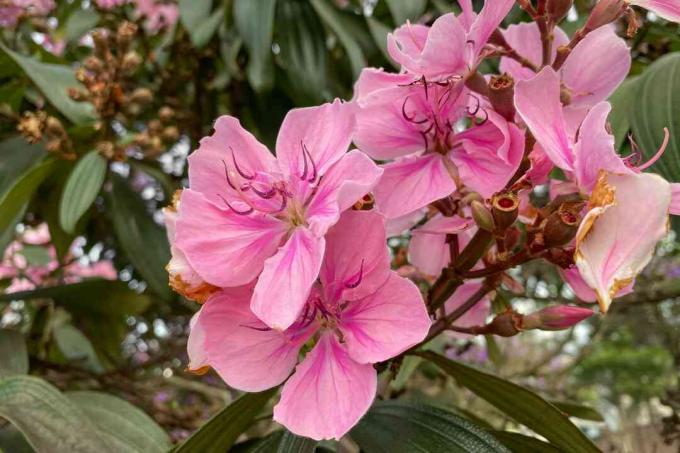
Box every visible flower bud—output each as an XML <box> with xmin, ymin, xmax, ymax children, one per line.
<box><xmin>547</xmin><ymin>0</ymin><xmax>573</xmax><ymax>23</ymax></box>
<box><xmin>543</xmin><ymin>206</ymin><xmax>580</xmax><ymax>248</ymax></box>
<box><xmin>116</xmin><ymin>21</ymin><xmax>138</xmax><ymax>49</ymax></box>
<box><xmin>485</xmin><ymin>310</ymin><xmax>523</xmax><ymax>337</ymax></box>
<box><xmin>159</xmin><ymin>106</ymin><xmax>175</xmax><ymax>122</ymax></box>
<box><xmin>84</xmin><ymin>56</ymin><xmax>103</xmax><ymax>73</ymax></box>
<box><xmin>521</xmin><ymin>305</ymin><xmax>593</xmax><ymax>331</ymax></box>
<box><xmin>584</xmin><ymin>0</ymin><xmax>626</xmax><ymax>32</ymax></box>
<box><xmin>471</xmin><ymin>200</ymin><xmax>495</xmax><ymax>232</ymax></box>
<box><xmin>45</xmin><ymin>116</ymin><xmax>64</xmax><ymax>136</ymax></box>
<box><xmin>96</xmin><ymin>141</ymin><xmax>115</xmax><ymax>159</ymax></box>
<box><xmin>491</xmin><ymin>192</ymin><xmax>519</xmax><ymax>231</ymax></box>
<box><xmin>489</xmin><ymin>73</ymin><xmax>515</xmax><ymax>121</ymax></box>
<box><xmin>121</xmin><ymin>51</ymin><xmax>142</xmax><ymax>74</ymax></box>
<box><xmin>465</xmin><ymin>71</ymin><xmax>489</xmax><ymax>97</ymax></box>
<box><xmin>130</xmin><ymin>87</ymin><xmax>153</xmax><ymax>105</ymax></box>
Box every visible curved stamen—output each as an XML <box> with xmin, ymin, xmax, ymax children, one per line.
<box><xmin>230</xmin><ymin>147</ymin><xmax>254</xmax><ymax>180</ymax></box>
<box><xmin>239</xmin><ymin>323</ymin><xmax>272</xmax><ymax>332</ymax></box>
<box><xmin>420</xmin><ymin>130</ymin><xmax>430</xmax><ymax>151</ymax></box>
<box><xmin>299</xmin><ymin>141</ymin><xmax>309</xmax><ymax>180</ymax></box>
<box><xmin>250</xmin><ymin>184</ymin><xmax>278</xmax><ymax>199</ymax></box>
<box><xmin>637</xmin><ymin>128</ymin><xmax>669</xmax><ymax>171</ymax></box>
<box><xmin>302</xmin><ymin>143</ymin><xmax>317</xmax><ymax>183</ymax></box>
<box><xmin>467</xmin><ymin>94</ymin><xmax>481</xmax><ymax>116</ymax></box>
<box><xmin>421</xmin><ymin>75</ymin><xmax>429</xmax><ymax>100</ymax></box>
<box><xmin>221</xmin><ymin>160</ymin><xmax>237</xmax><ymax>191</ymax></box>
<box><xmin>345</xmin><ymin>259</ymin><xmax>365</xmax><ymax>289</ymax></box>
<box><xmin>217</xmin><ymin>193</ymin><xmax>254</xmax><ymax>215</ymax></box>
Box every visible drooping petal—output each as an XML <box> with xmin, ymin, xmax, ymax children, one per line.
<box><xmin>444</xmin><ymin>280</ymin><xmax>491</xmax><ymax>338</ymax></box>
<box><xmin>276</xmin><ymin>99</ymin><xmax>355</xmax><ymax>179</ymax></box>
<box><xmin>339</xmin><ymin>272</ymin><xmax>431</xmax><ymax>364</ymax></box>
<box><xmin>374</xmin><ymin>154</ymin><xmax>457</xmax><ymax>218</ymax></box>
<box><xmin>305</xmin><ymin>150</ymin><xmax>383</xmax><ymax>236</ymax></box>
<box><xmin>252</xmin><ymin>227</ymin><xmax>325</xmax><ymax>331</ymax></box>
<box><xmin>560</xmin><ymin>266</ymin><xmax>633</xmax><ymax>303</ymax></box>
<box><xmin>175</xmin><ymin>190</ymin><xmax>287</xmax><ymax>287</ymax></box>
<box><xmin>409</xmin><ymin>214</ymin><xmax>472</xmax><ymax>276</ymax></box>
<box><xmin>572</xmin><ymin>102</ymin><xmax>632</xmax><ymax>192</ymax></box>
<box><xmin>201</xmin><ymin>287</ymin><xmax>310</xmax><ymax>392</ymax></box>
<box><xmin>514</xmin><ymin>67</ymin><xmax>575</xmax><ymax>171</ymax></box>
<box><xmin>561</xmin><ymin>26</ymin><xmax>631</xmax><ymax>108</ymax></box>
<box><xmin>500</xmin><ymin>23</ymin><xmax>569</xmax><ymax>80</ymax></box>
<box><xmin>320</xmin><ymin>210</ymin><xmax>391</xmax><ymax>302</ymax></box>
<box><xmin>188</xmin><ymin>116</ymin><xmax>277</xmax><ymax>206</ymax></box>
<box><xmin>671</xmin><ymin>183</ymin><xmax>680</xmax><ymax>215</ymax></box>
<box><xmin>187</xmin><ymin>311</ymin><xmax>209</xmax><ymax>373</ymax></box>
<box><xmin>628</xmin><ymin>0</ymin><xmax>680</xmax><ymax>22</ymax></box>
<box><xmin>274</xmin><ymin>333</ymin><xmax>376</xmax><ymax>440</ymax></box>
<box><xmin>575</xmin><ymin>171</ymin><xmax>671</xmax><ymax>312</ymax></box>
<box><xmin>450</xmin><ymin>111</ymin><xmax>525</xmax><ymax>197</ymax></box>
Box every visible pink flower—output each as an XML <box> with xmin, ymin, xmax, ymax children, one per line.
<box><xmin>353</xmin><ymin>69</ymin><xmax>524</xmax><ymax>218</ymax></box>
<box><xmin>515</xmin><ymin>68</ymin><xmax>672</xmax><ymax>312</ymax></box>
<box><xmin>175</xmin><ymin>100</ymin><xmax>382</xmax><ymax>330</ymax></box>
<box><xmin>522</xmin><ymin>305</ymin><xmax>594</xmax><ymax>330</ymax></box>
<box><xmin>134</xmin><ymin>0</ymin><xmax>178</xmax><ymax>32</ymax></box>
<box><xmin>95</xmin><ymin>0</ymin><xmax>127</xmax><ymax>9</ymax></box>
<box><xmin>0</xmin><ymin>0</ymin><xmax>54</xmax><ymax>26</ymax></box>
<box><xmin>627</xmin><ymin>0</ymin><xmax>680</xmax><ymax>22</ymax></box>
<box><xmin>188</xmin><ymin>211</ymin><xmax>431</xmax><ymax>440</ymax></box>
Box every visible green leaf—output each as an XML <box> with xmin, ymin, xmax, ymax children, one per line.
<box><xmin>0</xmin><ymin>424</ymin><xmax>34</xmax><ymax>453</ymax></box>
<box><xmin>0</xmin><ymin>157</ymin><xmax>57</xmax><ymax>235</ymax></box>
<box><xmin>108</xmin><ymin>175</ymin><xmax>171</xmax><ymax>299</ymax></box>
<box><xmin>366</xmin><ymin>16</ymin><xmax>394</xmax><ymax>66</ymax></box>
<box><xmin>385</xmin><ymin>0</ymin><xmax>427</xmax><ymax>24</ymax></box>
<box><xmin>179</xmin><ymin>0</ymin><xmax>223</xmax><ymax>47</ymax></box>
<box><xmin>66</xmin><ymin>391</ymin><xmax>171</xmax><ymax>453</ymax></box>
<box><xmin>276</xmin><ymin>0</ymin><xmax>328</xmax><ymax>105</ymax></box>
<box><xmin>53</xmin><ymin>324</ymin><xmax>104</xmax><ymax>374</ymax></box>
<box><xmin>0</xmin><ymin>137</ymin><xmax>46</xmax><ymax>197</ymax></box>
<box><xmin>418</xmin><ymin>351</ymin><xmax>599</xmax><ymax>453</ymax></box>
<box><xmin>0</xmin><ymin>330</ymin><xmax>28</xmax><ymax>378</ymax></box>
<box><xmin>310</xmin><ymin>0</ymin><xmax>366</xmax><ymax>78</ymax></box>
<box><xmin>0</xmin><ymin>376</ymin><xmax>105</xmax><ymax>452</ymax></box>
<box><xmin>608</xmin><ymin>77</ymin><xmax>639</xmax><ymax>150</ymax></box>
<box><xmin>549</xmin><ymin>400</ymin><xmax>604</xmax><ymax>422</ymax></box>
<box><xmin>276</xmin><ymin>431</ymin><xmax>317</xmax><ymax>453</ymax></box>
<box><xmin>232</xmin><ymin>431</ymin><xmax>284</xmax><ymax>453</ymax></box>
<box><xmin>351</xmin><ymin>400</ymin><xmax>510</xmax><ymax>453</ymax></box>
<box><xmin>490</xmin><ymin>431</ymin><xmax>562</xmax><ymax>453</ymax></box>
<box><xmin>0</xmin><ymin>43</ymin><xmax>95</xmax><ymax>124</ymax></box>
<box><xmin>234</xmin><ymin>0</ymin><xmax>277</xmax><ymax>91</ymax></box>
<box><xmin>175</xmin><ymin>389</ymin><xmax>277</xmax><ymax>453</ymax></box>
<box><xmin>392</xmin><ymin>356</ymin><xmax>422</xmax><ymax>391</ymax></box>
<box><xmin>59</xmin><ymin>151</ymin><xmax>107</xmax><ymax>234</ymax></box>
<box><xmin>64</xmin><ymin>9</ymin><xmax>100</xmax><ymax>42</ymax></box>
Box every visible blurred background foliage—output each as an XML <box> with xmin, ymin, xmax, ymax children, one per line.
<box><xmin>0</xmin><ymin>0</ymin><xmax>679</xmax><ymax>452</ymax></box>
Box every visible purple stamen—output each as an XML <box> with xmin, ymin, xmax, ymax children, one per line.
<box><xmin>345</xmin><ymin>259</ymin><xmax>365</xmax><ymax>289</ymax></box>
<box><xmin>250</xmin><ymin>184</ymin><xmax>278</xmax><ymax>199</ymax></box>
<box><xmin>230</xmin><ymin>147</ymin><xmax>254</xmax><ymax>180</ymax></box>
<box><xmin>302</xmin><ymin>143</ymin><xmax>317</xmax><ymax>183</ymax></box>
<box><xmin>299</xmin><ymin>141</ymin><xmax>309</xmax><ymax>181</ymax></box>
<box><xmin>217</xmin><ymin>194</ymin><xmax>254</xmax><ymax>215</ymax></box>
<box><xmin>222</xmin><ymin>160</ymin><xmax>237</xmax><ymax>191</ymax></box>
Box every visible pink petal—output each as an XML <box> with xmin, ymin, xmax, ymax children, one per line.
<box><xmin>353</xmin><ymin>68</ymin><xmax>416</xmax><ymax>103</ymax></box>
<box><xmin>526</xmin><ymin>144</ymin><xmax>554</xmax><ymax>185</ymax></box>
<box><xmin>561</xmin><ymin>26</ymin><xmax>630</xmax><ymax>108</ymax></box>
<box><xmin>560</xmin><ymin>266</ymin><xmax>633</xmax><ymax>302</ymax></box>
<box><xmin>500</xmin><ymin>23</ymin><xmax>569</xmax><ymax>80</ymax></box>
<box><xmin>450</xmin><ymin>111</ymin><xmax>525</xmax><ymax>197</ymax></box>
<box><xmin>305</xmin><ymin>150</ymin><xmax>383</xmax><ymax>236</ymax></box>
<box><xmin>339</xmin><ymin>272</ymin><xmax>430</xmax><ymax>363</ymax></box>
<box><xmin>514</xmin><ymin>67</ymin><xmax>575</xmax><ymax>171</ymax></box>
<box><xmin>176</xmin><ymin>190</ymin><xmax>286</xmax><ymax>287</ymax></box>
<box><xmin>409</xmin><ymin>214</ymin><xmax>472</xmax><ymax>276</ymax></box>
<box><xmin>252</xmin><ymin>227</ymin><xmax>325</xmax><ymax>330</ymax></box>
<box><xmin>671</xmin><ymin>182</ymin><xmax>680</xmax><ymax>215</ymax></box>
<box><xmin>444</xmin><ymin>281</ymin><xmax>491</xmax><ymax>338</ymax></box>
<box><xmin>629</xmin><ymin>0</ymin><xmax>680</xmax><ymax>22</ymax></box>
<box><xmin>385</xmin><ymin>209</ymin><xmax>427</xmax><ymax>237</ymax></box>
<box><xmin>187</xmin><ymin>311</ymin><xmax>209</xmax><ymax>372</ymax></box>
<box><xmin>386</xmin><ymin>22</ymin><xmax>430</xmax><ymax>72</ymax></box>
<box><xmin>466</xmin><ymin>0</ymin><xmax>516</xmax><ymax>58</ymax></box>
<box><xmin>572</xmin><ymin>102</ymin><xmax>632</xmax><ymax>192</ymax></box>
<box><xmin>575</xmin><ymin>172</ymin><xmax>671</xmax><ymax>312</ymax></box>
<box><xmin>188</xmin><ymin>116</ymin><xmax>277</xmax><ymax>206</ymax></box>
<box><xmin>457</xmin><ymin>0</ymin><xmax>475</xmax><ymax>30</ymax></box>
<box><xmin>320</xmin><ymin>210</ymin><xmax>391</xmax><ymax>302</ymax></box>
<box><xmin>200</xmin><ymin>287</ymin><xmax>309</xmax><ymax>392</ymax></box>
<box><xmin>374</xmin><ymin>154</ymin><xmax>456</xmax><ymax>219</ymax></box>
<box><xmin>273</xmin><ymin>333</ymin><xmax>377</xmax><ymax>440</ymax></box>
<box><xmin>276</xmin><ymin>99</ymin><xmax>355</xmax><ymax>179</ymax></box>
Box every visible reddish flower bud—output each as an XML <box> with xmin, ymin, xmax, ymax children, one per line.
<box><xmin>522</xmin><ymin>305</ymin><xmax>594</xmax><ymax>331</ymax></box>
<box><xmin>543</xmin><ymin>205</ymin><xmax>581</xmax><ymax>248</ymax></box>
<box><xmin>547</xmin><ymin>0</ymin><xmax>574</xmax><ymax>23</ymax></box>
<box><xmin>585</xmin><ymin>0</ymin><xmax>626</xmax><ymax>32</ymax></box>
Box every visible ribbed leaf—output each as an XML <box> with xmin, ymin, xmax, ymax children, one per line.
<box><xmin>175</xmin><ymin>389</ymin><xmax>277</xmax><ymax>453</ymax></box>
<box><xmin>53</xmin><ymin>324</ymin><xmax>104</xmax><ymax>373</ymax></box>
<box><xmin>59</xmin><ymin>151</ymin><xmax>107</xmax><ymax>234</ymax></box>
<box><xmin>108</xmin><ymin>175</ymin><xmax>171</xmax><ymax>299</ymax></box>
<box><xmin>490</xmin><ymin>431</ymin><xmax>562</xmax><ymax>453</ymax></box>
<box><xmin>418</xmin><ymin>351</ymin><xmax>599</xmax><ymax>453</ymax></box>
<box><xmin>0</xmin><ymin>376</ymin><xmax>105</xmax><ymax>452</ymax></box>
<box><xmin>607</xmin><ymin>76</ymin><xmax>639</xmax><ymax>150</ymax></box>
<box><xmin>234</xmin><ymin>0</ymin><xmax>277</xmax><ymax>91</ymax></box>
<box><xmin>276</xmin><ymin>431</ymin><xmax>317</xmax><ymax>453</ymax></box>
<box><xmin>0</xmin><ymin>43</ymin><xmax>95</xmax><ymax>124</ymax></box>
<box><xmin>549</xmin><ymin>400</ymin><xmax>604</xmax><ymax>422</ymax></box>
<box><xmin>0</xmin><ymin>330</ymin><xmax>28</xmax><ymax>378</ymax></box>
<box><xmin>351</xmin><ymin>400</ymin><xmax>510</xmax><ymax>453</ymax></box>
<box><xmin>385</xmin><ymin>0</ymin><xmax>427</xmax><ymax>24</ymax></box>
<box><xmin>67</xmin><ymin>391</ymin><xmax>171</xmax><ymax>453</ymax></box>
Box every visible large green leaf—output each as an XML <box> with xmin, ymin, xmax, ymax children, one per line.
<box><xmin>64</xmin><ymin>9</ymin><xmax>100</xmax><ymax>42</ymax></box>
<box><xmin>490</xmin><ymin>431</ymin><xmax>562</xmax><ymax>453</ymax></box>
<box><xmin>233</xmin><ymin>0</ymin><xmax>277</xmax><ymax>91</ymax></box>
<box><xmin>53</xmin><ymin>324</ymin><xmax>104</xmax><ymax>373</ymax></box>
<box><xmin>0</xmin><ymin>424</ymin><xmax>34</xmax><ymax>453</ymax></box>
<box><xmin>385</xmin><ymin>0</ymin><xmax>427</xmax><ymax>24</ymax></box>
<box><xmin>179</xmin><ymin>0</ymin><xmax>223</xmax><ymax>47</ymax></box>
<box><xmin>0</xmin><ymin>43</ymin><xmax>95</xmax><ymax>124</ymax></box>
<box><xmin>351</xmin><ymin>400</ymin><xmax>510</xmax><ymax>453</ymax></box>
<box><xmin>59</xmin><ymin>151</ymin><xmax>107</xmax><ymax>234</ymax></box>
<box><xmin>277</xmin><ymin>0</ymin><xmax>328</xmax><ymax>105</ymax></box>
<box><xmin>175</xmin><ymin>389</ymin><xmax>277</xmax><ymax>453</ymax></box>
<box><xmin>629</xmin><ymin>52</ymin><xmax>680</xmax><ymax>180</ymax></box>
<box><xmin>0</xmin><ymin>330</ymin><xmax>28</xmax><ymax>378</ymax></box>
<box><xmin>607</xmin><ymin>76</ymin><xmax>639</xmax><ymax>150</ymax></box>
<box><xmin>366</xmin><ymin>16</ymin><xmax>394</xmax><ymax>66</ymax></box>
<box><xmin>0</xmin><ymin>376</ymin><xmax>106</xmax><ymax>452</ymax></box>
<box><xmin>276</xmin><ymin>431</ymin><xmax>317</xmax><ymax>453</ymax></box>
<box><xmin>0</xmin><ymin>137</ymin><xmax>45</xmax><ymax>197</ymax></box>
<box><xmin>549</xmin><ymin>400</ymin><xmax>604</xmax><ymax>422</ymax></box>
<box><xmin>108</xmin><ymin>175</ymin><xmax>171</xmax><ymax>299</ymax></box>
<box><xmin>66</xmin><ymin>391</ymin><xmax>171</xmax><ymax>453</ymax></box>
<box><xmin>418</xmin><ymin>351</ymin><xmax>599</xmax><ymax>453</ymax></box>
<box><xmin>310</xmin><ymin>0</ymin><xmax>366</xmax><ymax>78</ymax></box>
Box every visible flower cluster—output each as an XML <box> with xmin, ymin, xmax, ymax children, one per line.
<box><xmin>167</xmin><ymin>0</ymin><xmax>680</xmax><ymax>440</ymax></box>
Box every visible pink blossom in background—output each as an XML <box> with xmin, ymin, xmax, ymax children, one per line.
<box><xmin>175</xmin><ymin>100</ymin><xmax>382</xmax><ymax>330</ymax></box>
<box><xmin>0</xmin><ymin>0</ymin><xmax>54</xmax><ymax>26</ymax></box>
<box><xmin>188</xmin><ymin>211</ymin><xmax>431</xmax><ymax>439</ymax></box>
<box><xmin>95</xmin><ymin>0</ymin><xmax>127</xmax><ymax>9</ymax></box>
<box><xmin>628</xmin><ymin>0</ymin><xmax>680</xmax><ymax>22</ymax></box>
<box><xmin>135</xmin><ymin>0</ymin><xmax>178</xmax><ymax>32</ymax></box>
